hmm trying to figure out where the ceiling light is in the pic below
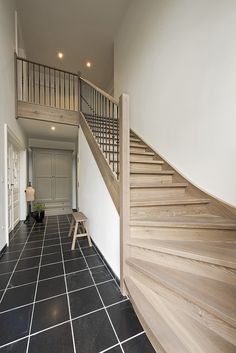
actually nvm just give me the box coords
[51,126,56,131]
[58,52,63,59]
[86,61,91,68]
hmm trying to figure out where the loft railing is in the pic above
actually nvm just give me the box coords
[80,77,119,177]
[16,57,79,111]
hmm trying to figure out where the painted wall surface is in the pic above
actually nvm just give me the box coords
[78,128,120,277]
[115,0,236,206]
[0,0,26,250]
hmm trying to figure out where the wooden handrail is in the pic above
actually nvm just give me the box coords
[80,77,118,105]
[17,56,78,77]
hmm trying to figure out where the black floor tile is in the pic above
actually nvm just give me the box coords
[41,252,62,266]
[64,258,87,274]
[27,236,44,243]
[21,248,41,259]
[43,238,59,247]
[122,333,155,353]
[66,269,93,292]
[0,304,32,345]
[86,255,104,268]
[16,256,40,271]
[69,286,102,318]
[28,322,74,353]
[63,249,82,261]
[60,237,71,244]
[9,268,38,287]
[0,251,21,262]
[91,266,112,284]
[31,294,69,333]
[78,238,90,248]
[82,246,97,256]
[0,338,28,353]
[24,241,43,249]
[43,245,61,255]
[36,276,66,301]
[107,301,143,341]
[0,261,16,275]
[0,283,36,312]
[6,244,24,252]
[73,309,117,353]
[97,280,124,306]
[62,243,72,252]
[39,262,64,280]
[0,273,11,290]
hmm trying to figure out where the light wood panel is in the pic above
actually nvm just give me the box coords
[17,101,79,126]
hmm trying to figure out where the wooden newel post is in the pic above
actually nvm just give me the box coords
[119,93,130,295]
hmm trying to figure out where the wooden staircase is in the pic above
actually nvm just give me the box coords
[79,81,236,352]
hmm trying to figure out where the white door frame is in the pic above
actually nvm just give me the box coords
[4,124,26,245]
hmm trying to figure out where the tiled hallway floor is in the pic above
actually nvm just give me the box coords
[0,215,155,353]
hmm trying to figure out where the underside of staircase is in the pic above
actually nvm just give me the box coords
[82,112,236,353]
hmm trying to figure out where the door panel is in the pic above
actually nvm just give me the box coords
[8,142,20,231]
[54,177,71,201]
[33,149,72,215]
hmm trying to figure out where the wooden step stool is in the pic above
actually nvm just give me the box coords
[68,212,92,250]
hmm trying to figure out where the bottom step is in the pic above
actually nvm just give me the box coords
[125,276,236,353]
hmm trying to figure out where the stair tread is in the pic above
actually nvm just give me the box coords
[131,197,210,207]
[131,170,174,175]
[127,258,236,327]
[130,160,164,165]
[130,216,236,230]
[130,151,155,156]
[128,238,236,267]
[125,276,235,353]
[130,182,188,188]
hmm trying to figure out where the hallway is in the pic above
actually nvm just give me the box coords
[0,216,155,353]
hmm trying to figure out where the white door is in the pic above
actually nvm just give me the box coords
[33,149,72,215]
[8,142,20,232]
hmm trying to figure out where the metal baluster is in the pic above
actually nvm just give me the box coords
[21,59,23,101]
[28,61,30,102]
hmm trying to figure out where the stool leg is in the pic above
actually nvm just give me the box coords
[68,219,75,238]
[71,222,78,250]
[84,221,92,247]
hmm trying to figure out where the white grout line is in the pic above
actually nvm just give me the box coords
[57,216,77,353]
[25,216,48,353]
[99,331,145,353]
[76,235,125,353]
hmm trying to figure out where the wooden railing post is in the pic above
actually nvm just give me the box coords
[119,93,130,295]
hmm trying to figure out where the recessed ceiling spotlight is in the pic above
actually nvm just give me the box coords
[58,52,63,59]
[51,126,56,131]
[86,61,91,68]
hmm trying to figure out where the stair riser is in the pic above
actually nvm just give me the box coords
[128,269,236,346]
[130,154,155,161]
[129,247,236,285]
[131,174,173,184]
[131,204,209,219]
[130,164,163,173]
[130,226,236,242]
[130,187,186,200]
[130,147,148,153]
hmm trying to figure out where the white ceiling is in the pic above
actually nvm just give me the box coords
[19,118,78,142]
[16,0,130,90]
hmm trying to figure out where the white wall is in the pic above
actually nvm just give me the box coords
[78,128,120,278]
[0,0,26,250]
[115,0,236,207]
